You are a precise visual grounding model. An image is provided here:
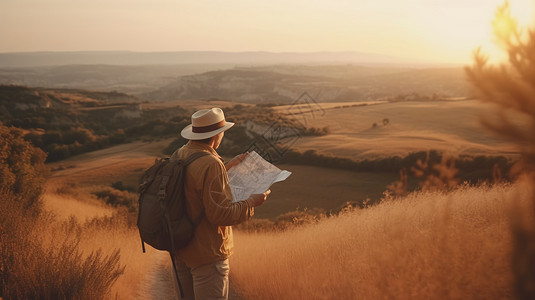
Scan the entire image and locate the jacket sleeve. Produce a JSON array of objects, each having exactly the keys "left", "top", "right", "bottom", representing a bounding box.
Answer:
[{"left": 201, "top": 158, "right": 255, "bottom": 226}]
